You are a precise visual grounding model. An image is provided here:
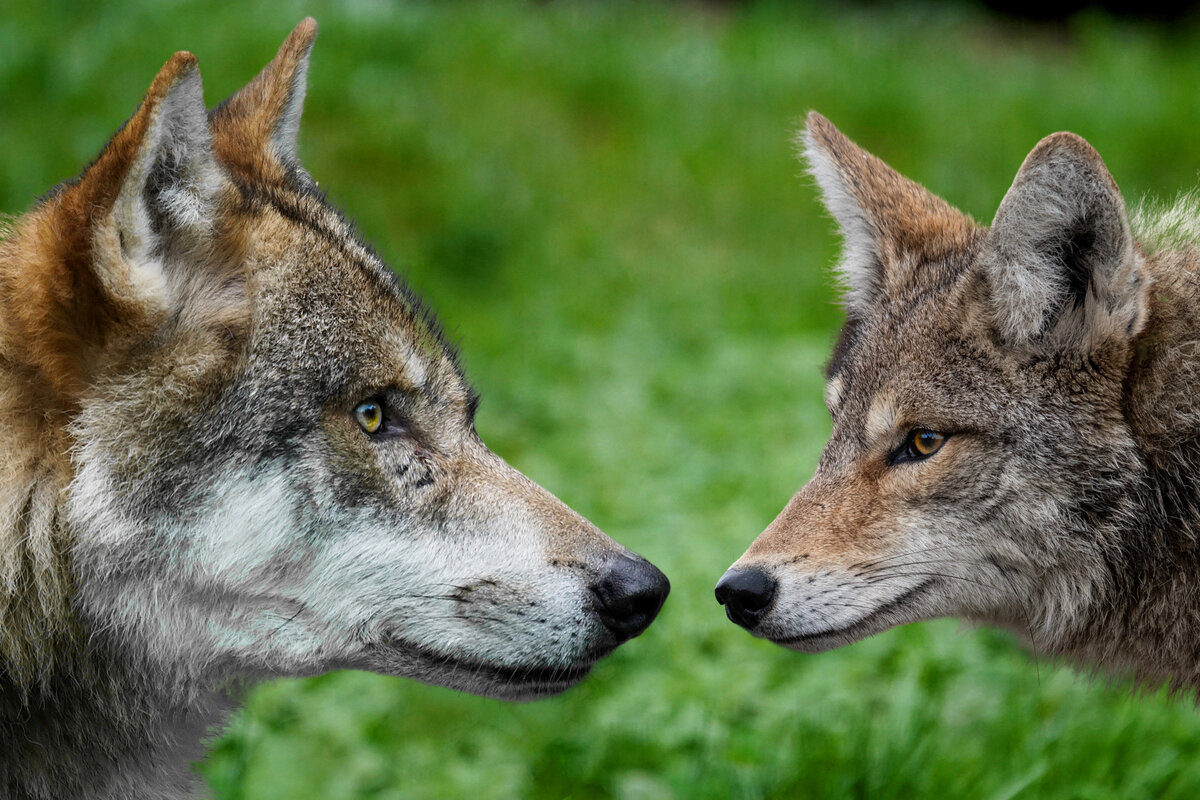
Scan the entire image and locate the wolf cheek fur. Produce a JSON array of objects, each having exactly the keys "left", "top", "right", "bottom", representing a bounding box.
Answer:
[
  {"left": 720, "top": 111, "right": 1200, "bottom": 690},
  {"left": 0, "top": 19, "right": 668, "bottom": 799}
]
